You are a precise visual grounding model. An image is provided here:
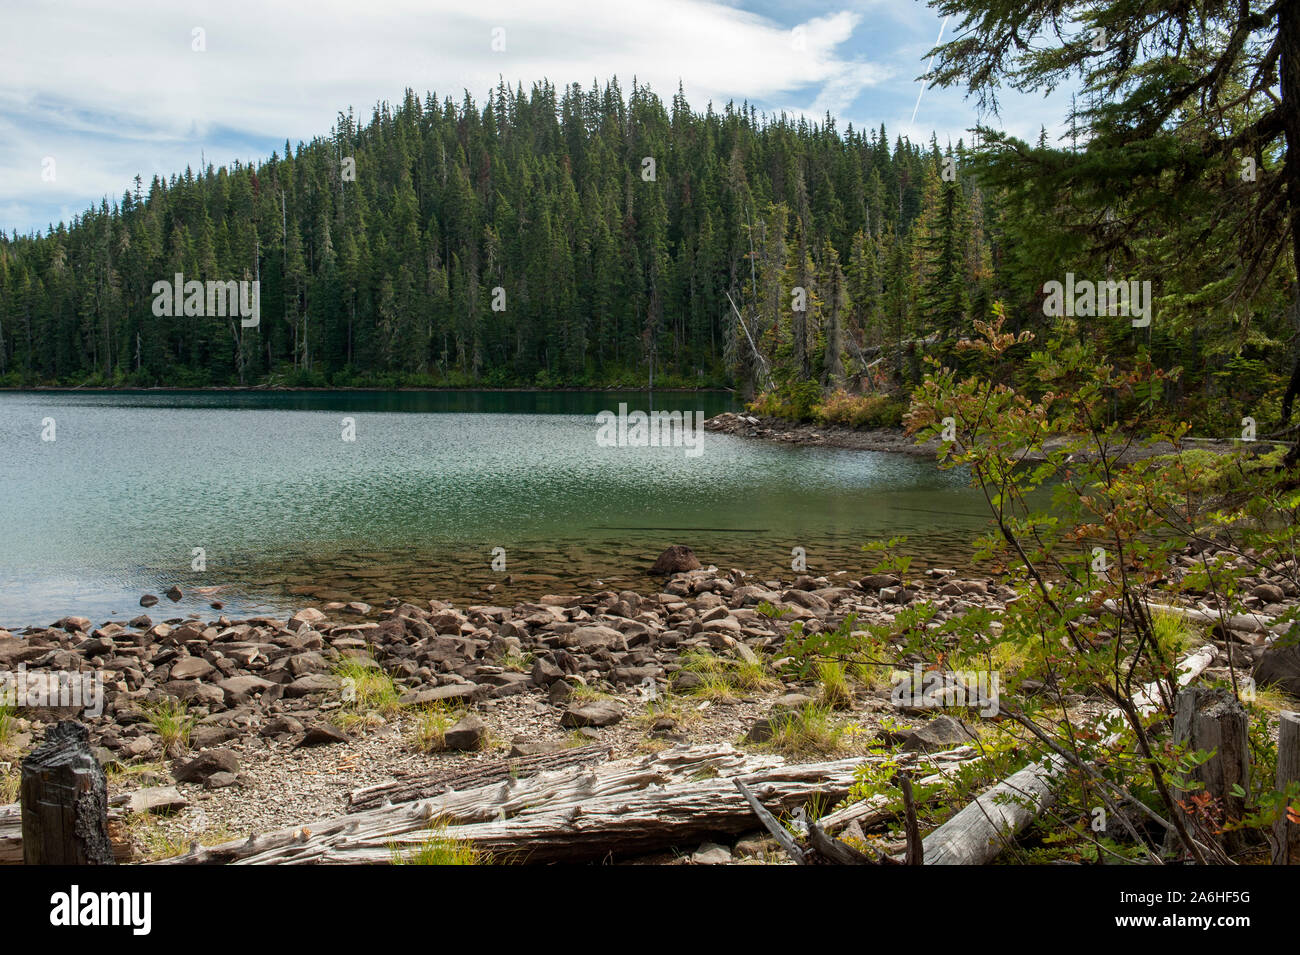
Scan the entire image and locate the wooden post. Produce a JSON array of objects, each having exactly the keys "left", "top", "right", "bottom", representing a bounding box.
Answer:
[
  {"left": 20, "top": 721, "right": 115, "bottom": 865},
  {"left": 1275, "top": 711, "right": 1300, "bottom": 865},
  {"left": 1169, "top": 688, "right": 1250, "bottom": 856}
]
